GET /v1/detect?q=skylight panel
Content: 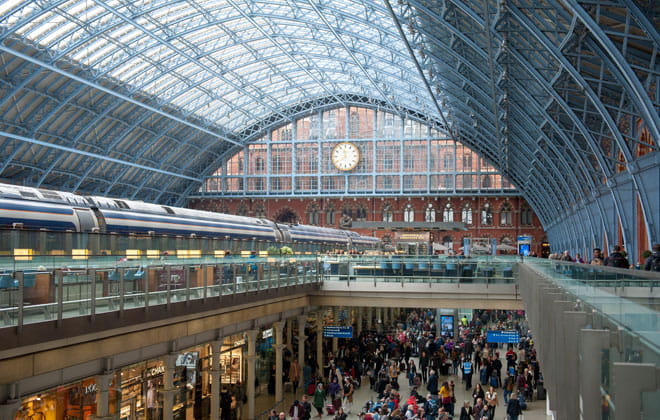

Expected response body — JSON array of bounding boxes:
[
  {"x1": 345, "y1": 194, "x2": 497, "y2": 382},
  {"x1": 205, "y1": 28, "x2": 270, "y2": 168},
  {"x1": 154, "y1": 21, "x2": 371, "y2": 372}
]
[
  {"x1": 109, "y1": 58, "x2": 151, "y2": 81},
  {"x1": 40, "y1": 20, "x2": 79, "y2": 46}
]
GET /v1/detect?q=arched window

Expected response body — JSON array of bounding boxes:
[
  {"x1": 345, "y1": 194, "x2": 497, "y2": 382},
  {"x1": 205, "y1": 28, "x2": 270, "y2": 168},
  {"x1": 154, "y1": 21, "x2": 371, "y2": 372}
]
[
  {"x1": 482, "y1": 175, "x2": 492, "y2": 189},
  {"x1": 461, "y1": 204, "x2": 473, "y2": 225},
  {"x1": 254, "y1": 205, "x2": 266, "y2": 218},
  {"x1": 481, "y1": 203, "x2": 493, "y2": 225},
  {"x1": 382, "y1": 204, "x2": 393, "y2": 222},
  {"x1": 500, "y1": 202, "x2": 512, "y2": 226},
  {"x1": 307, "y1": 204, "x2": 319, "y2": 225},
  {"x1": 443, "y1": 203, "x2": 454, "y2": 222},
  {"x1": 325, "y1": 204, "x2": 336, "y2": 226},
  {"x1": 342, "y1": 206, "x2": 353, "y2": 220},
  {"x1": 349, "y1": 111, "x2": 360, "y2": 138},
  {"x1": 520, "y1": 205, "x2": 533, "y2": 225},
  {"x1": 404, "y1": 204, "x2": 415, "y2": 222},
  {"x1": 255, "y1": 157, "x2": 265, "y2": 172},
  {"x1": 425, "y1": 203, "x2": 436, "y2": 222},
  {"x1": 237, "y1": 203, "x2": 248, "y2": 216},
  {"x1": 356, "y1": 205, "x2": 368, "y2": 221}
]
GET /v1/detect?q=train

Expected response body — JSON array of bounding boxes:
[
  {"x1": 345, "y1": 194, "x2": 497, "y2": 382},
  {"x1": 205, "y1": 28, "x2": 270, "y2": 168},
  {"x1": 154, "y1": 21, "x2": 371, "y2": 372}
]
[{"x1": 0, "y1": 182, "x2": 380, "y2": 251}]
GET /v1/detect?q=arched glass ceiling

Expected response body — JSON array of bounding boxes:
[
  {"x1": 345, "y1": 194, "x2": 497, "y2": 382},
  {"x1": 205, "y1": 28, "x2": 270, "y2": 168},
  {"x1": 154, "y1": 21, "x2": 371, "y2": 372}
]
[
  {"x1": 1, "y1": 0, "x2": 438, "y2": 132},
  {"x1": 0, "y1": 0, "x2": 658, "y2": 258}
]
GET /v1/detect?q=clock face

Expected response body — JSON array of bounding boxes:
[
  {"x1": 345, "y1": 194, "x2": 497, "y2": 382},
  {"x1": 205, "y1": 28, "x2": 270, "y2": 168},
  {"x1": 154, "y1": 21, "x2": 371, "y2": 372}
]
[{"x1": 331, "y1": 142, "x2": 360, "y2": 171}]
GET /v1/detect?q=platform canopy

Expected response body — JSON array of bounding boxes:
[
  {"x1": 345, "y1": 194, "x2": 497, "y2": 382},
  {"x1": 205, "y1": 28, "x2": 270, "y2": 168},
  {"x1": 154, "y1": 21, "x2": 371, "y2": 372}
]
[{"x1": 0, "y1": 1, "x2": 658, "y2": 254}]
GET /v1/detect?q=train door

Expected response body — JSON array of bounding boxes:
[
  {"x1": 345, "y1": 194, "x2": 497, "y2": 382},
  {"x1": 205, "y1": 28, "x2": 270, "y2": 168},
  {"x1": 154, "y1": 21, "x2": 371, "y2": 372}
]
[
  {"x1": 73, "y1": 208, "x2": 100, "y2": 253},
  {"x1": 73, "y1": 208, "x2": 99, "y2": 232}
]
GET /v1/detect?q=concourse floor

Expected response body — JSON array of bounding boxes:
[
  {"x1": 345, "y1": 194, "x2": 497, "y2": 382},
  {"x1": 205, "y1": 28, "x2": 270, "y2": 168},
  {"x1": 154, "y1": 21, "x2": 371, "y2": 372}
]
[{"x1": 255, "y1": 356, "x2": 551, "y2": 420}]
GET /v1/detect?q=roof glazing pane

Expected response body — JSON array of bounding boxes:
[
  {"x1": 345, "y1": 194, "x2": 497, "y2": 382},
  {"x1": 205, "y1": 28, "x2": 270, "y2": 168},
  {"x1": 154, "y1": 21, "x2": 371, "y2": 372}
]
[{"x1": 0, "y1": 0, "x2": 432, "y2": 133}]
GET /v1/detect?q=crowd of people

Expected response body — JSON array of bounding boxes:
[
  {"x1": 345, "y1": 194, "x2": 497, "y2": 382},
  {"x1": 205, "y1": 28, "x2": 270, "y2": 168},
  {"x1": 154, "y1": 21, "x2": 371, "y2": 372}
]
[
  {"x1": 274, "y1": 309, "x2": 543, "y2": 420},
  {"x1": 549, "y1": 243, "x2": 660, "y2": 271}
]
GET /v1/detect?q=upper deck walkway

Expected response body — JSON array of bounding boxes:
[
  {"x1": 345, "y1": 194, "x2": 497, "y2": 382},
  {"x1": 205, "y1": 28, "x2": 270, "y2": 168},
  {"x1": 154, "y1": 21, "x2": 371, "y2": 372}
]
[{"x1": 1, "y1": 254, "x2": 659, "y2": 419}]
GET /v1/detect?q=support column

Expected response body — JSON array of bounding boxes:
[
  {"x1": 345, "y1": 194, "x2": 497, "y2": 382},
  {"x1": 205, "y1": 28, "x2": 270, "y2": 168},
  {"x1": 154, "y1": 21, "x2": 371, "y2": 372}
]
[
  {"x1": 612, "y1": 362, "x2": 657, "y2": 420},
  {"x1": 274, "y1": 320, "x2": 286, "y2": 402},
  {"x1": 0, "y1": 384, "x2": 20, "y2": 420},
  {"x1": 287, "y1": 318, "x2": 293, "y2": 352},
  {"x1": 297, "y1": 315, "x2": 307, "y2": 374},
  {"x1": 579, "y1": 330, "x2": 609, "y2": 420},
  {"x1": 332, "y1": 307, "x2": 339, "y2": 354},
  {"x1": 383, "y1": 307, "x2": 389, "y2": 326},
  {"x1": 93, "y1": 371, "x2": 115, "y2": 420},
  {"x1": 161, "y1": 353, "x2": 179, "y2": 420},
  {"x1": 210, "y1": 340, "x2": 223, "y2": 420},
  {"x1": 366, "y1": 307, "x2": 373, "y2": 330},
  {"x1": 561, "y1": 311, "x2": 587, "y2": 419},
  {"x1": 316, "y1": 313, "x2": 324, "y2": 377},
  {"x1": 356, "y1": 307, "x2": 363, "y2": 336},
  {"x1": 246, "y1": 329, "x2": 259, "y2": 420}
]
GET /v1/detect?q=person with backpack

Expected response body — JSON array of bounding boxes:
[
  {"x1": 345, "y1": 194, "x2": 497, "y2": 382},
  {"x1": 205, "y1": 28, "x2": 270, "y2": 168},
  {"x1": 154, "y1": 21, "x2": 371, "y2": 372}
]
[
  {"x1": 644, "y1": 244, "x2": 660, "y2": 271},
  {"x1": 604, "y1": 245, "x2": 630, "y2": 268}
]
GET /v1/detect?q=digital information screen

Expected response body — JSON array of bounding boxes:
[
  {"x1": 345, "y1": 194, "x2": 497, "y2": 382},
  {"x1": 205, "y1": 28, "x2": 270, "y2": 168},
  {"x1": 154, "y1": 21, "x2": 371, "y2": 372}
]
[
  {"x1": 440, "y1": 315, "x2": 454, "y2": 338},
  {"x1": 486, "y1": 330, "x2": 520, "y2": 343},
  {"x1": 323, "y1": 326, "x2": 353, "y2": 338}
]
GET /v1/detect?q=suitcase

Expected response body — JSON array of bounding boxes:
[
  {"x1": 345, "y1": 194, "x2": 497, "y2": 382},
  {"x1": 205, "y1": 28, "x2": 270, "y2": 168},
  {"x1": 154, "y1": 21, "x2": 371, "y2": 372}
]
[
  {"x1": 480, "y1": 368, "x2": 488, "y2": 385},
  {"x1": 326, "y1": 404, "x2": 336, "y2": 415},
  {"x1": 333, "y1": 398, "x2": 342, "y2": 410},
  {"x1": 490, "y1": 374, "x2": 498, "y2": 388},
  {"x1": 537, "y1": 384, "x2": 546, "y2": 400}
]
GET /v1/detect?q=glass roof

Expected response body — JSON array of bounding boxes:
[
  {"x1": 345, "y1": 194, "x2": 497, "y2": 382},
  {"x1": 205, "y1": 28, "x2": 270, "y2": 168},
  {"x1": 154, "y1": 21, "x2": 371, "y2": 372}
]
[{"x1": 1, "y1": 0, "x2": 431, "y2": 133}]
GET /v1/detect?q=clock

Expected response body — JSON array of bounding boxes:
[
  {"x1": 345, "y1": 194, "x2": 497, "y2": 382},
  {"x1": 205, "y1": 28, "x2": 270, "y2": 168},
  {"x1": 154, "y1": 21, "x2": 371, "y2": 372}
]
[{"x1": 331, "y1": 142, "x2": 360, "y2": 171}]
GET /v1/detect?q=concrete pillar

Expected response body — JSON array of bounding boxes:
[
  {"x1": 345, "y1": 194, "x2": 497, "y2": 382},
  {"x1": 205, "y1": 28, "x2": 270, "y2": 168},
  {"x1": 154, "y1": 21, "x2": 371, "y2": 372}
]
[
  {"x1": 287, "y1": 318, "x2": 293, "y2": 352},
  {"x1": 356, "y1": 307, "x2": 363, "y2": 336},
  {"x1": 274, "y1": 320, "x2": 286, "y2": 402},
  {"x1": 246, "y1": 329, "x2": 259, "y2": 420},
  {"x1": 612, "y1": 362, "x2": 658, "y2": 420},
  {"x1": 93, "y1": 371, "x2": 115, "y2": 420},
  {"x1": 561, "y1": 311, "x2": 587, "y2": 419},
  {"x1": 297, "y1": 315, "x2": 307, "y2": 373},
  {"x1": 383, "y1": 307, "x2": 389, "y2": 325},
  {"x1": 366, "y1": 307, "x2": 373, "y2": 330},
  {"x1": 210, "y1": 340, "x2": 223, "y2": 420},
  {"x1": 161, "y1": 353, "x2": 179, "y2": 420},
  {"x1": 579, "y1": 330, "x2": 609, "y2": 420},
  {"x1": 332, "y1": 307, "x2": 339, "y2": 354},
  {"x1": 316, "y1": 313, "x2": 324, "y2": 377},
  {"x1": 0, "y1": 400, "x2": 20, "y2": 420}
]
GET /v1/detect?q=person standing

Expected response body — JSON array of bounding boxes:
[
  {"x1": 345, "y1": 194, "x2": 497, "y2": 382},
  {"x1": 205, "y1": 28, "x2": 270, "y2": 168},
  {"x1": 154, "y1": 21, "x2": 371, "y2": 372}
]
[
  {"x1": 506, "y1": 392, "x2": 523, "y2": 420},
  {"x1": 644, "y1": 244, "x2": 660, "y2": 271},
  {"x1": 485, "y1": 386, "x2": 498, "y2": 419},
  {"x1": 604, "y1": 245, "x2": 630, "y2": 268},
  {"x1": 419, "y1": 351, "x2": 430, "y2": 383},
  {"x1": 313, "y1": 383, "x2": 326, "y2": 418},
  {"x1": 289, "y1": 400, "x2": 306, "y2": 420},
  {"x1": 462, "y1": 357, "x2": 473, "y2": 391},
  {"x1": 290, "y1": 359, "x2": 302, "y2": 392},
  {"x1": 427, "y1": 370, "x2": 438, "y2": 398}
]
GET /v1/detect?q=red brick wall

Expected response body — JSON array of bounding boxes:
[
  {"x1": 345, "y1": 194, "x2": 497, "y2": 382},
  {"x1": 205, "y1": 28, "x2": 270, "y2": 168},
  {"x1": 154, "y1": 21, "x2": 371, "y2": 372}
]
[{"x1": 189, "y1": 195, "x2": 547, "y2": 254}]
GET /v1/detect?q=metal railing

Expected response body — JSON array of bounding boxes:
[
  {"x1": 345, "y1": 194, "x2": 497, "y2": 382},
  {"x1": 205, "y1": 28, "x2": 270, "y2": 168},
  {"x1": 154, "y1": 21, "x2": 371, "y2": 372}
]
[{"x1": 0, "y1": 255, "x2": 322, "y2": 329}]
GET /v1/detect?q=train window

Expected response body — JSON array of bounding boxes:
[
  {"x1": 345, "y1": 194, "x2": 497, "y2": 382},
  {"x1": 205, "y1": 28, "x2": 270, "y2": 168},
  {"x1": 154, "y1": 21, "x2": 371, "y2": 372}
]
[
  {"x1": 41, "y1": 191, "x2": 61, "y2": 201},
  {"x1": 20, "y1": 191, "x2": 38, "y2": 199},
  {"x1": 114, "y1": 200, "x2": 129, "y2": 209},
  {"x1": 162, "y1": 206, "x2": 175, "y2": 214}
]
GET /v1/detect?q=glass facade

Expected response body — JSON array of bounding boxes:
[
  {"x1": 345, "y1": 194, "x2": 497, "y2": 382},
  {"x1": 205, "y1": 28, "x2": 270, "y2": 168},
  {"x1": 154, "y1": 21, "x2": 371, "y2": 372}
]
[{"x1": 201, "y1": 107, "x2": 516, "y2": 197}]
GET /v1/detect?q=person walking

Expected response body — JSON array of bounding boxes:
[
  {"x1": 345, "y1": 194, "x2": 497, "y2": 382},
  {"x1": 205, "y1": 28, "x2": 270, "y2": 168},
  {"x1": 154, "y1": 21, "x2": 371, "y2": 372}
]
[{"x1": 313, "y1": 383, "x2": 326, "y2": 418}]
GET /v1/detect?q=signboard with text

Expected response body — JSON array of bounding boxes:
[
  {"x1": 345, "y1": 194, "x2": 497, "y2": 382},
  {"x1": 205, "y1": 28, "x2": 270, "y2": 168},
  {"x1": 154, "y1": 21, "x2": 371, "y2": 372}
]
[
  {"x1": 323, "y1": 326, "x2": 353, "y2": 338},
  {"x1": 486, "y1": 330, "x2": 520, "y2": 344}
]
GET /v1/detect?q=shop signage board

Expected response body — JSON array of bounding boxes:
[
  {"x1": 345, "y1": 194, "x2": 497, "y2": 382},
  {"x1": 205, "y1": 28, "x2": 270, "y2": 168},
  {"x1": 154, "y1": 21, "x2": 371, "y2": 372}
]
[
  {"x1": 486, "y1": 330, "x2": 520, "y2": 343},
  {"x1": 323, "y1": 326, "x2": 353, "y2": 338}
]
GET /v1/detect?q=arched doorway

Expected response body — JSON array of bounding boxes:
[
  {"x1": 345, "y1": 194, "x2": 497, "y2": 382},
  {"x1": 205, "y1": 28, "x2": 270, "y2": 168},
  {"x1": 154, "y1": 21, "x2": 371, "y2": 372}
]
[{"x1": 274, "y1": 207, "x2": 299, "y2": 224}]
